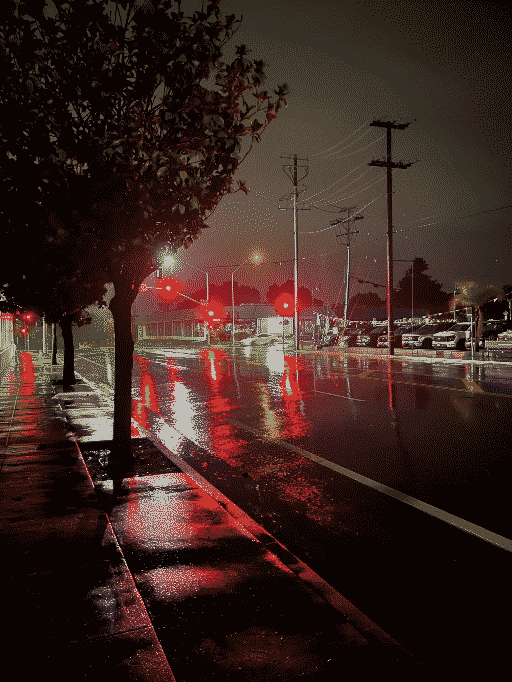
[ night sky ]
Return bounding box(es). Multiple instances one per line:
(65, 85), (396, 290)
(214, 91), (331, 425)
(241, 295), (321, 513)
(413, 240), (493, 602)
(135, 0), (511, 315)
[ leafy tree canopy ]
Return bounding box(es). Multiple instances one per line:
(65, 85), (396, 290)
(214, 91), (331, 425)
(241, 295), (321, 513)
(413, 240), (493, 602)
(394, 257), (450, 313)
(1, 0), (288, 296)
(175, 281), (261, 309)
(266, 280), (323, 309)
(348, 291), (385, 309)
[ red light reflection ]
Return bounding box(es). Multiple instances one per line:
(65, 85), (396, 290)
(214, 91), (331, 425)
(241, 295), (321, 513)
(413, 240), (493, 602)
(132, 356), (160, 430)
(199, 349), (246, 466)
(278, 355), (311, 439)
(20, 352), (35, 395)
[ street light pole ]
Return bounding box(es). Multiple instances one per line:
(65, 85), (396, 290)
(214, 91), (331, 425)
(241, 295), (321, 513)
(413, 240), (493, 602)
(231, 269), (237, 353)
(231, 255), (262, 353)
(164, 254), (210, 345)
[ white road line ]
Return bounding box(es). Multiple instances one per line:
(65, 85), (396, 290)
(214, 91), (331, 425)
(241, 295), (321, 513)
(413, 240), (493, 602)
(228, 418), (512, 553)
(314, 389), (365, 402)
(460, 379), (484, 393)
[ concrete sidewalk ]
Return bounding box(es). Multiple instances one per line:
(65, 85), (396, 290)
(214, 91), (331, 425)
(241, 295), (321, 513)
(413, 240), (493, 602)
(1, 351), (421, 680)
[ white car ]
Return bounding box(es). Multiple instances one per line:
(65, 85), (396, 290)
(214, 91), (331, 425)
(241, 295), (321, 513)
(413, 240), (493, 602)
(487, 329), (512, 350)
(240, 333), (277, 346)
(432, 323), (471, 350)
(402, 321), (455, 349)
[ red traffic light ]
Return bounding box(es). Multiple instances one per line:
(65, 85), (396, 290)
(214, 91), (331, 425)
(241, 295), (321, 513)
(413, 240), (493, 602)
(274, 292), (295, 316)
(154, 277), (184, 300)
(198, 300), (224, 325)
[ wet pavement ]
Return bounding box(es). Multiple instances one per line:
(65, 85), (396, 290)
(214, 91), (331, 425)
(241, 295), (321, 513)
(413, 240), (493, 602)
(0, 349), (420, 681)
(71, 344), (512, 675)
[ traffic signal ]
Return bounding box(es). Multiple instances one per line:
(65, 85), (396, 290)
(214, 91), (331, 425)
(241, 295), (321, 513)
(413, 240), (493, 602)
(154, 277), (183, 300)
(198, 300), (224, 326)
(274, 292), (295, 316)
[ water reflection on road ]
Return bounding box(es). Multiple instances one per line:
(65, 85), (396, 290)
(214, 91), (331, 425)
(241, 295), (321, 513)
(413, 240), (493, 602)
(124, 345), (512, 537)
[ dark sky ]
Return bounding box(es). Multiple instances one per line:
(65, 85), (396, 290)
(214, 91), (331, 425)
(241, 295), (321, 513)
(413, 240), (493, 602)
(137, 0), (511, 312)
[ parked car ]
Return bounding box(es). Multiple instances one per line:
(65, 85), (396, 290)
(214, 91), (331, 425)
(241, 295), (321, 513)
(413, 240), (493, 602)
(402, 321), (456, 349)
(356, 324), (389, 347)
(481, 324), (512, 350)
(432, 323), (471, 350)
(240, 333), (277, 346)
(317, 333), (339, 348)
(465, 320), (511, 349)
(495, 329), (512, 348)
(376, 325), (417, 348)
(335, 325), (372, 347)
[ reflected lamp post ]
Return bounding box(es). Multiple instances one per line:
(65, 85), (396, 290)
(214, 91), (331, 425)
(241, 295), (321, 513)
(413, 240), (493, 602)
(231, 254), (262, 351)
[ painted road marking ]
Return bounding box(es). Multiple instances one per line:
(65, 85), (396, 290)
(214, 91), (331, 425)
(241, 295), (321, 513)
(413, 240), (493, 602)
(228, 418), (512, 553)
(460, 379), (484, 392)
(313, 389), (365, 402)
(328, 369), (510, 396)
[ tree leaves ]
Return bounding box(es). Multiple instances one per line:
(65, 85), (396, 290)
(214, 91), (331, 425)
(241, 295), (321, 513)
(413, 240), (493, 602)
(237, 180), (249, 194)
(1, 0), (288, 306)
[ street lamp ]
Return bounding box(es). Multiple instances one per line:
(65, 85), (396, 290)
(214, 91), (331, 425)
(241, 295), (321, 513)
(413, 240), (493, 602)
(231, 254), (262, 351)
(162, 253), (210, 344)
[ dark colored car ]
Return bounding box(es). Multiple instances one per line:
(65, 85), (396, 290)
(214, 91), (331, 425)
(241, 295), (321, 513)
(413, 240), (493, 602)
(317, 333), (339, 348)
(336, 325), (373, 347)
(376, 324), (417, 348)
(356, 324), (389, 347)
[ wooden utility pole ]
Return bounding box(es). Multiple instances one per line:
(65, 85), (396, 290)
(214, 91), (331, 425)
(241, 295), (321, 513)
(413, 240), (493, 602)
(332, 209), (363, 325)
(279, 154), (310, 351)
(368, 121), (413, 354)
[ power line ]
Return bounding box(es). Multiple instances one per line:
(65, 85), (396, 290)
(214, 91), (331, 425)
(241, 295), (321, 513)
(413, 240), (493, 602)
(304, 167), (373, 204)
(302, 160), (368, 202)
(359, 203), (512, 247)
(300, 192), (386, 234)
(310, 128), (373, 160)
(310, 119), (372, 158)
(330, 133), (386, 159)
(316, 171), (388, 205)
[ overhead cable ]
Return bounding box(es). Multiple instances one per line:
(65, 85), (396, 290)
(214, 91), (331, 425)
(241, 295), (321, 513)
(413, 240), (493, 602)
(310, 119), (372, 158)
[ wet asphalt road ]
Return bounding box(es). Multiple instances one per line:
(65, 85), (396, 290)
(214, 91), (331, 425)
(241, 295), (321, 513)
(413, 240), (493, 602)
(74, 345), (512, 674)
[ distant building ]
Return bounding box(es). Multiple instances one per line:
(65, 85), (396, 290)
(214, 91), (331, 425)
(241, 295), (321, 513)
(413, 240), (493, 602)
(134, 309), (206, 344)
(0, 313), (14, 349)
(133, 304), (338, 344)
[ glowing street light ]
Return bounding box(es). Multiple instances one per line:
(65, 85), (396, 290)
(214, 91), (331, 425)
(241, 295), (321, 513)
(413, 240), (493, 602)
(163, 253), (176, 268)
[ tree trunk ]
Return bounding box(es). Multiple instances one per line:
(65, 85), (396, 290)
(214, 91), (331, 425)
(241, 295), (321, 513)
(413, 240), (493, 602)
(108, 281), (136, 483)
(475, 306), (485, 352)
(60, 314), (76, 385)
(51, 323), (58, 365)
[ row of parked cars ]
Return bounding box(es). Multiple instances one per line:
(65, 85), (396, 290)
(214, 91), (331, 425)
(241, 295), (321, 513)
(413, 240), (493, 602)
(237, 319), (512, 351)
(320, 319), (512, 351)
